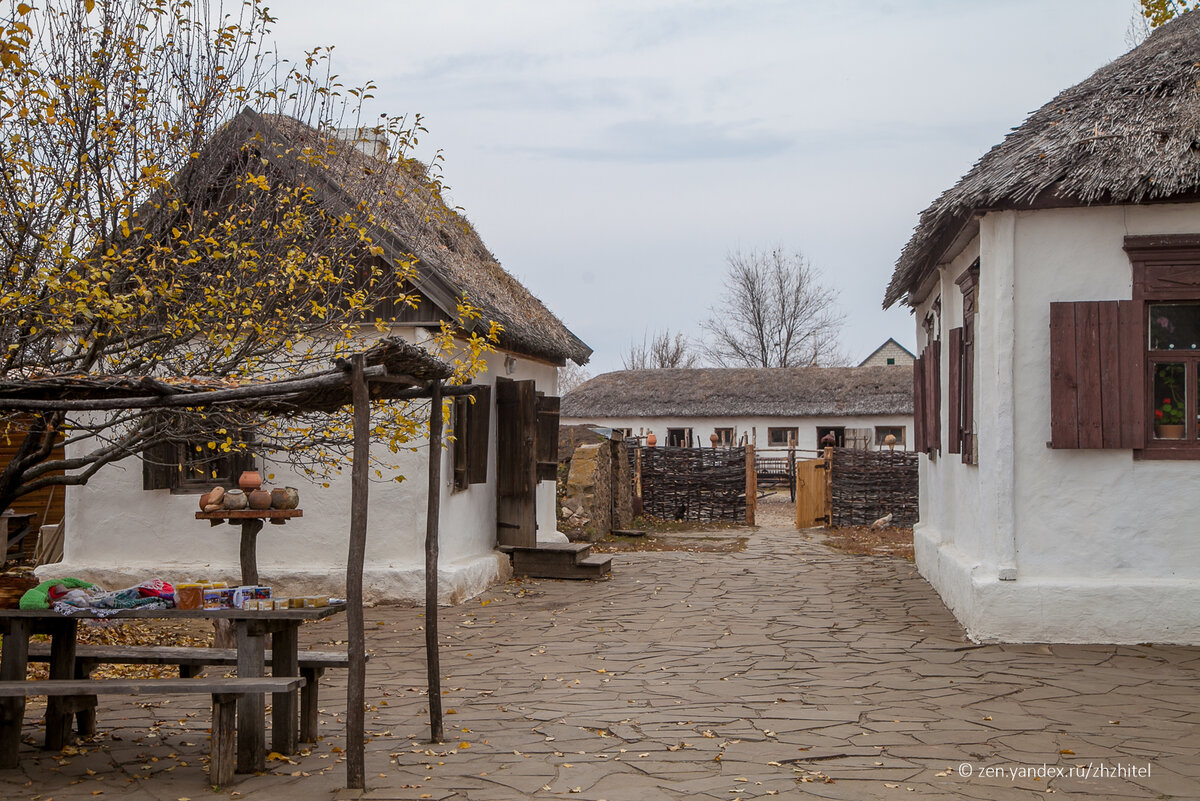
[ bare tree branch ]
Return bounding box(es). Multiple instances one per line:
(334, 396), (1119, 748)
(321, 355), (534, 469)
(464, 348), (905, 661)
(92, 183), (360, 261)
(622, 329), (699, 370)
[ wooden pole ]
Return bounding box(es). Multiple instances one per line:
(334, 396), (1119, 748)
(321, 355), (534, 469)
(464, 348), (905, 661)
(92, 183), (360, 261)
(823, 445), (834, 526)
(345, 355), (370, 790)
(425, 381), (445, 743)
(745, 444), (756, 526)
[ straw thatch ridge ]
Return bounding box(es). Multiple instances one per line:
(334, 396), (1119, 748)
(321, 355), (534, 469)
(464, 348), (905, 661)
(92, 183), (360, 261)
(561, 365), (912, 418)
(885, 11), (1200, 308)
(163, 108), (591, 366)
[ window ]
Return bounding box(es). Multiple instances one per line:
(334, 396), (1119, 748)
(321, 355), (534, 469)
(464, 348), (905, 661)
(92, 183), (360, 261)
(949, 261), (978, 463)
(1048, 235), (1200, 456)
(611, 427), (633, 440)
(767, 427), (798, 447)
(816, 426), (845, 448)
(713, 427), (734, 446)
(142, 432), (254, 493)
(886, 357), (896, 365)
(875, 426), (906, 448)
(666, 427), (692, 447)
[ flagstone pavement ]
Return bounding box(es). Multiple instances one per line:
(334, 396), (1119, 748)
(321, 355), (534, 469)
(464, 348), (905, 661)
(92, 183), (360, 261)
(3, 502), (1199, 800)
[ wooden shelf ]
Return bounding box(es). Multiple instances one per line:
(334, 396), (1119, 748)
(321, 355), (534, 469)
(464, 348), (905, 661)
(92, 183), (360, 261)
(195, 509), (303, 521)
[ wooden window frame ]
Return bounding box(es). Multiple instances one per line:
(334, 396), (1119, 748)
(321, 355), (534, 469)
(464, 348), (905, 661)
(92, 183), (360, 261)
(953, 261), (978, 464)
(665, 427), (692, 448)
(874, 426), (905, 447)
(450, 385), (492, 489)
(766, 427), (798, 447)
(143, 434), (254, 494)
(1127, 235), (1200, 459)
(713, 427), (734, 446)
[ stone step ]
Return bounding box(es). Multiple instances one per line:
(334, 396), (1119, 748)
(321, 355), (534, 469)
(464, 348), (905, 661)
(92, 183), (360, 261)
(508, 544), (613, 580)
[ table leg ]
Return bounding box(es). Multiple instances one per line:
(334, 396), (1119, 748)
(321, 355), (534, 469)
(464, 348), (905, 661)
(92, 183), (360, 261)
(235, 622), (266, 774)
(0, 618), (31, 768)
(271, 625), (299, 754)
(239, 518), (264, 586)
(45, 618), (78, 750)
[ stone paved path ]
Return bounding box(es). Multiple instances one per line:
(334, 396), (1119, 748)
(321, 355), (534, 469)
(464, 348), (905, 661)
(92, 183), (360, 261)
(3, 503), (1199, 800)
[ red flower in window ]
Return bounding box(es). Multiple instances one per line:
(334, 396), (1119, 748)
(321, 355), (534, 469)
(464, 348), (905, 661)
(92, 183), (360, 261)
(1156, 409), (1165, 419)
(1164, 398), (1173, 405)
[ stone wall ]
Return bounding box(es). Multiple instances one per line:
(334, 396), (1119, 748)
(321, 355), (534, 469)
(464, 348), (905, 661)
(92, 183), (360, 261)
(561, 438), (633, 540)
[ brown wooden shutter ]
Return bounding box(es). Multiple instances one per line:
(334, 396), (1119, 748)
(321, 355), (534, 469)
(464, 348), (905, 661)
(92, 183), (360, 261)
(923, 340), (941, 455)
(947, 327), (963, 454)
(961, 321), (976, 463)
(535, 394), (560, 482)
(913, 353), (926, 453)
(466, 385), (491, 485)
(141, 440), (177, 490)
(495, 378), (537, 546)
(1049, 300), (1143, 449)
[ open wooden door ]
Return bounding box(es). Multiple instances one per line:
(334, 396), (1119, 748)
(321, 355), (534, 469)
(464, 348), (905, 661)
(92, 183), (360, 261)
(495, 378), (537, 546)
(794, 458), (827, 528)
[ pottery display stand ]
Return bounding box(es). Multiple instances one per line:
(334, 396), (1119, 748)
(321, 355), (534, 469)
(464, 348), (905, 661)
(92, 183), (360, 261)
(194, 509), (303, 585)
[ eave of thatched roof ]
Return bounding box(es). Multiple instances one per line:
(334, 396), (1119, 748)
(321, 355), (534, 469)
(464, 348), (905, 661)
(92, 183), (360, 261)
(149, 108), (591, 366)
(561, 365), (912, 419)
(0, 337), (454, 415)
(885, 11), (1200, 309)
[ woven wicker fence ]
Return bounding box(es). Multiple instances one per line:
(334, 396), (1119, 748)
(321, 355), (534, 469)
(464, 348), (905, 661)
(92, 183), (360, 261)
(830, 448), (918, 528)
(633, 446), (747, 522)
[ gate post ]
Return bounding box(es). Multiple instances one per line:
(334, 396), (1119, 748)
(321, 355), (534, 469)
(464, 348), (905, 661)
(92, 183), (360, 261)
(823, 445), (834, 526)
(745, 444), (756, 526)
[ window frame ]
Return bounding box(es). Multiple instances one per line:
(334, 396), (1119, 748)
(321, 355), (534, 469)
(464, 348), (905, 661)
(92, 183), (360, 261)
(143, 434), (254, 494)
(766, 427), (798, 447)
(713, 427), (735, 446)
(1127, 235), (1200, 459)
(874, 426), (906, 448)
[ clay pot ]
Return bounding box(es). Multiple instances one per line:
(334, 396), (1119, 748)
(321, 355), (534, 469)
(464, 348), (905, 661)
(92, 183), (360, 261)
(238, 470), (262, 491)
(646, 432), (657, 447)
(271, 486), (299, 510)
(248, 489), (272, 510)
(199, 491), (212, 511)
(223, 488), (248, 510)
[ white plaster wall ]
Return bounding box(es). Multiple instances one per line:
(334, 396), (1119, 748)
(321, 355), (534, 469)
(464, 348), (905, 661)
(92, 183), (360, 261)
(913, 204), (1200, 643)
(559, 414), (914, 454)
(43, 339), (566, 604)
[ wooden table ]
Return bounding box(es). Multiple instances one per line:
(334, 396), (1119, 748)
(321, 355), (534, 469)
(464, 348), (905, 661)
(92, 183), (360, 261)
(195, 509), (303, 585)
(0, 604), (344, 772)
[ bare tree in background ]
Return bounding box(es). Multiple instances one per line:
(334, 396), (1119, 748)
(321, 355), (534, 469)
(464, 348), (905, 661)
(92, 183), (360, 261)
(700, 248), (847, 368)
(557, 362), (592, 394)
(622, 329), (699, 370)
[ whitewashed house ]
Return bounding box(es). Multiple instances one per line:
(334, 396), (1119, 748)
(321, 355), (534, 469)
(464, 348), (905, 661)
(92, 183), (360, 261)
(561, 366), (912, 452)
(41, 110), (591, 603)
(886, 14), (1200, 643)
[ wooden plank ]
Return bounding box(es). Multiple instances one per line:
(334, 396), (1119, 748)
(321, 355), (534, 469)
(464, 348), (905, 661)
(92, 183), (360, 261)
(424, 381), (445, 746)
(27, 644), (358, 668)
(1097, 301), (1123, 449)
(535, 395), (560, 482)
(346, 355), (370, 789)
(947, 328), (963, 454)
(913, 353), (926, 453)
(0, 618), (30, 768)
(793, 459), (826, 528)
(0, 676), (304, 696)
(495, 378), (537, 547)
(211, 695), (237, 787)
(235, 624), (267, 774)
(744, 445), (756, 526)
(1049, 302), (1080, 448)
(271, 627), (299, 755)
(929, 339), (941, 454)
(1118, 300), (1146, 448)
(44, 620), (77, 750)
(962, 320), (976, 463)
(1075, 302), (1104, 448)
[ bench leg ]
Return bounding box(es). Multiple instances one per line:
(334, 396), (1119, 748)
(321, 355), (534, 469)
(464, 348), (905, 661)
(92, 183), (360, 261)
(210, 694), (237, 787)
(45, 620), (78, 750)
(74, 659), (97, 738)
(0, 619), (31, 768)
(299, 667), (324, 743)
(271, 626), (299, 755)
(235, 624), (266, 774)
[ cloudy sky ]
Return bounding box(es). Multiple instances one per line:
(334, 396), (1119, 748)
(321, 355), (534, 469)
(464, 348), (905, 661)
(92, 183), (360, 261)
(270, 0), (1141, 374)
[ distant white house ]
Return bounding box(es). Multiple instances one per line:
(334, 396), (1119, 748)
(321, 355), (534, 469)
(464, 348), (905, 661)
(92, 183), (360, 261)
(41, 111), (590, 604)
(886, 14), (1200, 644)
(561, 366), (912, 453)
(857, 338), (915, 368)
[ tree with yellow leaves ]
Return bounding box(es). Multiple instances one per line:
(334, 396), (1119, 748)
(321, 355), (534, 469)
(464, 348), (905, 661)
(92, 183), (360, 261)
(0, 0), (495, 516)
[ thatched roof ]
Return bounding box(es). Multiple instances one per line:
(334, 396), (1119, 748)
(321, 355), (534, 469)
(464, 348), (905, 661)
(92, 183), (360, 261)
(166, 109), (591, 366)
(561, 365), (912, 418)
(885, 12), (1200, 308)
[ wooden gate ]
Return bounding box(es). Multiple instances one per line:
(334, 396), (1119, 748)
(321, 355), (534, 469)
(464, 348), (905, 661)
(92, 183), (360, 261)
(794, 457), (828, 528)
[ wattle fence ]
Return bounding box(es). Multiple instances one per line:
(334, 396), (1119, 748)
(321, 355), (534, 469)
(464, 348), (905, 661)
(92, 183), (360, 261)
(634, 446), (747, 522)
(830, 447), (918, 527)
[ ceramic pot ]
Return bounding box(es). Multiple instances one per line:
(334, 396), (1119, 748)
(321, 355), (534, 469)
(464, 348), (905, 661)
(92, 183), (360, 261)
(1155, 423), (1185, 440)
(223, 488), (248, 510)
(646, 432), (657, 447)
(238, 470), (262, 491)
(270, 486), (300, 510)
(248, 489), (272, 510)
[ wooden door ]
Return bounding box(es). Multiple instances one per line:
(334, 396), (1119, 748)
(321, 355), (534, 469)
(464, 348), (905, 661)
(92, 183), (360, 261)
(794, 458), (827, 529)
(495, 378), (537, 547)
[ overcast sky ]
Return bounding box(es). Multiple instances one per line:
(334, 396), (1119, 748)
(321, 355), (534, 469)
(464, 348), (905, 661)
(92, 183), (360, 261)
(270, 0), (1141, 374)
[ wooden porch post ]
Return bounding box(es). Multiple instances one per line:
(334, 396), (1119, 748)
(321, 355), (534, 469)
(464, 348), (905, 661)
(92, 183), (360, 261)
(425, 380), (445, 743)
(345, 355), (369, 790)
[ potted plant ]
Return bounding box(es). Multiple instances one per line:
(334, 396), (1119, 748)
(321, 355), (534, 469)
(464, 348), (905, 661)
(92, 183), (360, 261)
(1155, 395), (1185, 439)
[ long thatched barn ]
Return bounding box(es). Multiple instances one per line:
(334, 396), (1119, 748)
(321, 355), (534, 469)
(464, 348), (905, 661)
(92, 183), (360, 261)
(561, 365), (913, 452)
(887, 12), (1200, 643)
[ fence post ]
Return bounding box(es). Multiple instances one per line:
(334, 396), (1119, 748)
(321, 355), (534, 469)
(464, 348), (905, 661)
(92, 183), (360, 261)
(745, 444), (756, 526)
(823, 445), (833, 526)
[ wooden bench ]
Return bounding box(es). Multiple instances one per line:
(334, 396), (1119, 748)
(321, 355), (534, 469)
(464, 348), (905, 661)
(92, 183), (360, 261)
(27, 644), (358, 743)
(0, 676), (304, 786)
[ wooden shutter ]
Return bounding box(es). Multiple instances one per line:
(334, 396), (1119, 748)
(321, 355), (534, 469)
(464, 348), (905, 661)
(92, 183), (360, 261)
(142, 440), (177, 490)
(913, 353), (926, 453)
(1049, 300), (1143, 449)
(917, 340), (941, 455)
(535, 394), (560, 481)
(495, 378), (537, 546)
(466, 385), (491, 485)
(947, 327), (963, 454)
